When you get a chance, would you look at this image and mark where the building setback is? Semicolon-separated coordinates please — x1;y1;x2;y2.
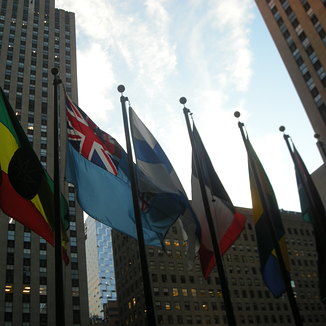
85;217;117;322
255;0;326;145
112;208;326;326
0;0;88;325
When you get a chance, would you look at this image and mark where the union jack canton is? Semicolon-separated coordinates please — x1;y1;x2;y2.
65;95;122;175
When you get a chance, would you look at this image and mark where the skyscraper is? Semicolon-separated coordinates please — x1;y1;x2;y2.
85;217;117;321
0;0;88;325
255;0;326;144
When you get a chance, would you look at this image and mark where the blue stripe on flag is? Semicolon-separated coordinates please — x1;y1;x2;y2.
263;254;286;298
133;139;173;173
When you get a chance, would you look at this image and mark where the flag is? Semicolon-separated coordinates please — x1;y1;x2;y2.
288;140;326;302
243;132;289;297
191;124;246;277
65;95;163;246
129;107;196;245
0;88;69;262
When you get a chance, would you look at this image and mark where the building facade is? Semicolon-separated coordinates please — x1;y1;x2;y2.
255;0;326;144
85;217;117;321
112;208;326;326
0;0;88;325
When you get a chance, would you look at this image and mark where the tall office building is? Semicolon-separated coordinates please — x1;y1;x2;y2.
85;217;117;321
0;0;88;325
255;0;326;145
112;208;326;326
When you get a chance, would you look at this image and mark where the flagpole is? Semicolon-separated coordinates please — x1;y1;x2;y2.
180;97;237;326
117;85;157;326
51;68;65;326
236;115;302;326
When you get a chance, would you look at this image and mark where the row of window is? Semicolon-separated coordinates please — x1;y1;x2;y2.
269;1;326;117
154;287;220;298
155;312;325;325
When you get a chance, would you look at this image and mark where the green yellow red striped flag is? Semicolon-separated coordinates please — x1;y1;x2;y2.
0;88;69;262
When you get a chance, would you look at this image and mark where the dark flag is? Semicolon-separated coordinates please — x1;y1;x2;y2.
285;136;326;302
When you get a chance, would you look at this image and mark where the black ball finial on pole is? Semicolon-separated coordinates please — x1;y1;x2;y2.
51;67;61;85
117;85;125;94
279;126;286;132
234;111;241;118
51;67;59;76
179;97;187;105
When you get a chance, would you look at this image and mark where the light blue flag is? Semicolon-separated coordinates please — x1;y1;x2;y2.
129;107;198;245
64;95;162;246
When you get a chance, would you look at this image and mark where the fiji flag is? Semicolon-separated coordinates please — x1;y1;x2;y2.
129;107;192;243
242;131;289;298
65;95;161;245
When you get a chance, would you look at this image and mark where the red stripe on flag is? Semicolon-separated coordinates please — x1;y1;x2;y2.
219;211;246;254
199;211;246;278
0;171;54;244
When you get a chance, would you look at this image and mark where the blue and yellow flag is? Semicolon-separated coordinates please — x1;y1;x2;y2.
242;130;289;297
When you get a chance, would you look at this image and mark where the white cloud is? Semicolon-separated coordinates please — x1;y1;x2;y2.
58;0;177;94
209;0;254;91
145;0;170;32
76;43;116;122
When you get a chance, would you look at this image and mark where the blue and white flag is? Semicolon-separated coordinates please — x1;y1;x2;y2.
129;107;198;245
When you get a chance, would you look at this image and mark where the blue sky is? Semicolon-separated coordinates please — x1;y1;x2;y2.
57;0;323;211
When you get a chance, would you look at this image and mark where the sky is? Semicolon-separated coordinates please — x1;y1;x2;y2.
56;0;323;212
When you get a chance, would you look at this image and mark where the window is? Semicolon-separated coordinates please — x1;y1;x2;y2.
155;301;161;310
40;303;47;313
5;302;12;312
153;287;159;296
